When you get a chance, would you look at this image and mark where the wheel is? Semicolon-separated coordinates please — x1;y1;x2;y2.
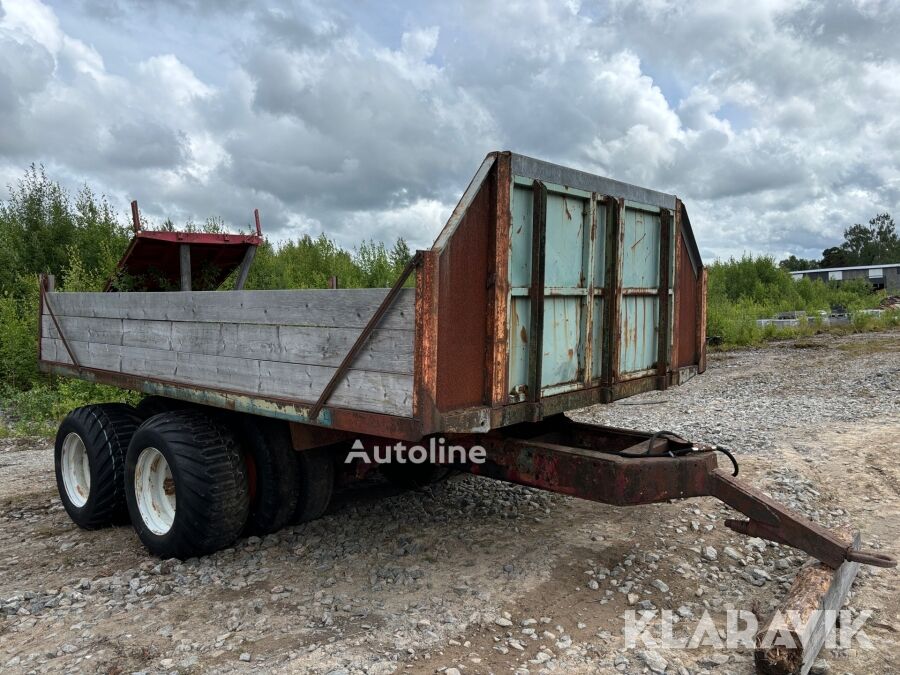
125;410;249;559
382;463;452;489
135;395;191;420
226;416;299;535
291;445;335;524
55;403;141;529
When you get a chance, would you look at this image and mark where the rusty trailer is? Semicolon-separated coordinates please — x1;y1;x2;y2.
39;152;894;583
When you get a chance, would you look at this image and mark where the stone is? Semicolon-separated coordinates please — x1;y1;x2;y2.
637;649;668;673
651;579;670;593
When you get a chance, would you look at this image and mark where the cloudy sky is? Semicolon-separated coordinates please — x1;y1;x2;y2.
1;0;899;261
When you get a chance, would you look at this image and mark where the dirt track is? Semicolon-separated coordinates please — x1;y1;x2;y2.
1;331;898;674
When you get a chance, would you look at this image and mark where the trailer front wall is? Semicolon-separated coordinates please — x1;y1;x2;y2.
40;289;416;418
505;181;675;400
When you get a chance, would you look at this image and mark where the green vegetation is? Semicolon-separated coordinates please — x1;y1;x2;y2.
0;166;896;435
0;167;412;436
707;255;898;347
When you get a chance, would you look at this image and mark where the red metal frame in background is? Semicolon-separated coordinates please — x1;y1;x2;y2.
105;201;263;291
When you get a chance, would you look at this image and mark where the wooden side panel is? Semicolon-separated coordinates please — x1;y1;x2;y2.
41;289;415;417
42;316;413;373
434;161;495;410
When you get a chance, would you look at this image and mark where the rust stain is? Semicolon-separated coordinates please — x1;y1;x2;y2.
520;325;528;344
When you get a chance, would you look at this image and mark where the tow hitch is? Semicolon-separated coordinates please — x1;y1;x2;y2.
460;415;896;570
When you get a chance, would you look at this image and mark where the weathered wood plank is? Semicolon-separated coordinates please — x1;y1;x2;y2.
754;530;861;675
42;316;125;345
41;338;413;417
259;361;413;417
43;316;414;374
45;289;415;329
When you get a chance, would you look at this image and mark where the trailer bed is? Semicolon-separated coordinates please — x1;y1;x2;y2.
40;151;708;440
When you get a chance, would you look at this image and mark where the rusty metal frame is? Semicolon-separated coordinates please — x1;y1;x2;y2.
698;267;708;372
527;180;548;406
603;198;624;384
671;199;683;367
40;274;81;368
413;249;439;434
309;251;422;423
488;152;512;406
656;207;672;388
460;417;895;569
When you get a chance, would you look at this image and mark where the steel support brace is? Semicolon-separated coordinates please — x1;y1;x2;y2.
462;418;896;570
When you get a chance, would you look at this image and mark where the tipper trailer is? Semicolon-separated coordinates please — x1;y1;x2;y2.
39;151;895;576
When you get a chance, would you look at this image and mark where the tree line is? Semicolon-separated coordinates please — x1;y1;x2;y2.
779;213;900;271
0;165;412;391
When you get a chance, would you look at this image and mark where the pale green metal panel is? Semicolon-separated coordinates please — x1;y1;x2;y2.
544;192;586;288
541;297;581;388
619;204;661;374
621;207;660;288
508;296;531;396
508;178;613;396
541;188;589;393
591;296;604;379
509;185;534;287
619;296;659;373
507;183;534;397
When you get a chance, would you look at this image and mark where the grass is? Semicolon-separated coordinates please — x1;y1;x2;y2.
707;308;900;351
0;379;139;438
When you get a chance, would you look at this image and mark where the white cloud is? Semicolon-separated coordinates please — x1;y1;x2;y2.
0;0;898;261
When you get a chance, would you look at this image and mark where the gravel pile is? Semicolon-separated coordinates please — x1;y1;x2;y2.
574;332;900;457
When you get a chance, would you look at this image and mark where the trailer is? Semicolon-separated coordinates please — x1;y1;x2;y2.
38;151;894;584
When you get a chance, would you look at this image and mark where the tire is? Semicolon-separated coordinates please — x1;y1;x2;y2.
135;396;191;420
55;403;141;529
382;463;452;489
226;416;299;535
291;446;335;524
125;410;249;559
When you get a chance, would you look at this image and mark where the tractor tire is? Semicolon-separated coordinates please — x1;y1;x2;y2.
55;403;141;529
291;446;335;524
125;410;249;559
226;415;299;535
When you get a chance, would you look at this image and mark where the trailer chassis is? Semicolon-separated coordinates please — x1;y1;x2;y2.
448;415;895;570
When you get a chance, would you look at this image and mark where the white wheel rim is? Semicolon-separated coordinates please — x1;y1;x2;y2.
134;447;176;535
61;432;91;508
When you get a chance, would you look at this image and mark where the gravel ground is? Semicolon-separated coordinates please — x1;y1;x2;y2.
0;330;898;674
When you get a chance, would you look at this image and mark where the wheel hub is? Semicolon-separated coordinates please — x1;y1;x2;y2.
60;432;91;507
134;447;176;535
